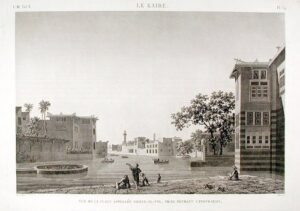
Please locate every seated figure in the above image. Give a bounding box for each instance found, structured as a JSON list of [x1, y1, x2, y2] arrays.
[[229, 166, 239, 180], [140, 173, 150, 186], [116, 175, 131, 189]]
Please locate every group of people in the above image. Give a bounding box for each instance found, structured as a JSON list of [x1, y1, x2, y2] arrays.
[[116, 163, 239, 190], [116, 163, 161, 190]]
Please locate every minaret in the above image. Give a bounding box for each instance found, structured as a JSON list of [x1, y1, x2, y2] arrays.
[[123, 130, 127, 145], [153, 133, 156, 141]]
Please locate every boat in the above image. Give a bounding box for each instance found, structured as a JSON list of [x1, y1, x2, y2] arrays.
[[109, 154, 119, 156], [101, 158, 114, 163], [121, 155, 129, 158], [153, 159, 169, 164]]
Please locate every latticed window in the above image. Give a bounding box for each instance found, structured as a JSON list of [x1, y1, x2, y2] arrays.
[[259, 136, 262, 143], [252, 136, 256, 144], [247, 112, 253, 125], [263, 86, 268, 97], [263, 112, 269, 125], [253, 70, 259, 79], [245, 132, 270, 149], [250, 69, 268, 101], [261, 70, 266, 79], [255, 112, 261, 125], [265, 136, 269, 144], [247, 136, 250, 144]]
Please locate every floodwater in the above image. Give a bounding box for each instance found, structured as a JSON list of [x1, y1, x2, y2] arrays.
[[16, 155, 282, 192]]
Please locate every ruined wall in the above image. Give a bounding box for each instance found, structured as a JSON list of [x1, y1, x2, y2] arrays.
[[16, 136, 92, 163]]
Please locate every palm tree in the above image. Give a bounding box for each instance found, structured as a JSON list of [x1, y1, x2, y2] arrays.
[[39, 100, 51, 135], [24, 103, 33, 113]]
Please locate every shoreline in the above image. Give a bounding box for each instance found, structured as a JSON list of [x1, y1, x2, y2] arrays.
[[18, 175, 284, 194]]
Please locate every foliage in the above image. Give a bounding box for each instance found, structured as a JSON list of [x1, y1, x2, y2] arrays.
[[171, 91, 235, 155], [24, 103, 33, 113], [16, 127, 23, 136], [176, 141, 194, 156], [190, 129, 205, 151], [39, 100, 51, 134], [39, 100, 51, 118], [25, 117, 42, 137], [16, 151, 36, 163]]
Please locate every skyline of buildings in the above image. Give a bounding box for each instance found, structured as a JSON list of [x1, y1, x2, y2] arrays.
[[108, 130, 184, 157]]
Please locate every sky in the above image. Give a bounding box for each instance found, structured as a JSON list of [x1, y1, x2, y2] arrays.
[[16, 12, 285, 144]]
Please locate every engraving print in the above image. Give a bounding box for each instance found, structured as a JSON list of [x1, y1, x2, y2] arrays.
[[16, 12, 285, 194]]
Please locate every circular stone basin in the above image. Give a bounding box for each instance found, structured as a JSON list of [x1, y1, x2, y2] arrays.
[[35, 164, 88, 174]]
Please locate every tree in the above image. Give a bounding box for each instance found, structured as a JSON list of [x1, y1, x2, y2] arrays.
[[25, 117, 42, 137], [218, 116, 234, 155], [190, 130, 204, 157], [24, 103, 33, 113], [39, 100, 51, 135], [171, 91, 235, 155], [211, 91, 235, 155], [176, 141, 194, 156]]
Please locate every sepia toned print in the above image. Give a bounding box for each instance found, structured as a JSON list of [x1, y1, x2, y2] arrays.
[[16, 12, 284, 194]]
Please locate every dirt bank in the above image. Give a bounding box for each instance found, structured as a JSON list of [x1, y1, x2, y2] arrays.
[[18, 175, 284, 194]]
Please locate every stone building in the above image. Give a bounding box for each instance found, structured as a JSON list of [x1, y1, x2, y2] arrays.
[[15, 106, 30, 135], [230, 48, 285, 172], [94, 141, 108, 157], [121, 137, 148, 155], [45, 113, 98, 153], [16, 136, 70, 163], [108, 144, 122, 152], [269, 47, 285, 173], [145, 137, 183, 157], [145, 140, 159, 156]]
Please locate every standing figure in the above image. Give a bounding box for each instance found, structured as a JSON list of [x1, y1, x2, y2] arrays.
[[157, 173, 161, 183], [126, 163, 142, 189]]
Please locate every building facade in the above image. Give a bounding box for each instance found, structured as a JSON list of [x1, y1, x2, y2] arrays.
[[269, 47, 285, 173], [145, 137, 183, 156], [230, 48, 285, 172], [16, 106, 30, 135], [45, 113, 97, 153], [145, 140, 159, 156], [94, 141, 108, 157], [121, 137, 148, 155]]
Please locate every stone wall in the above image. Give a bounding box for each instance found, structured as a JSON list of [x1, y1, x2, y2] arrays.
[[16, 136, 92, 163], [94, 141, 108, 158]]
